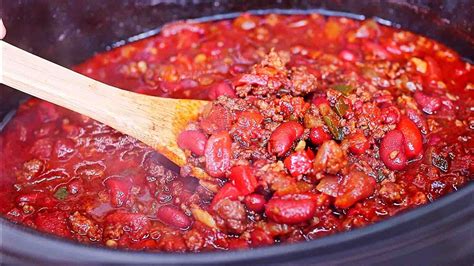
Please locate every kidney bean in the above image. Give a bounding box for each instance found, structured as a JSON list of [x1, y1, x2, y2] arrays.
[[244, 193, 266, 212], [104, 176, 132, 208], [156, 205, 192, 230], [335, 171, 376, 209], [250, 228, 274, 247], [268, 121, 304, 156], [397, 116, 423, 159], [229, 165, 258, 195], [211, 183, 242, 208], [208, 81, 236, 100], [339, 49, 355, 61], [204, 132, 232, 177], [265, 198, 316, 224], [284, 150, 313, 177], [316, 176, 339, 197], [277, 192, 319, 201], [413, 91, 441, 114], [406, 108, 428, 133], [309, 126, 332, 145], [380, 105, 400, 124], [380, 130, 407, 170], [177, 130, 208, 156], [347, 131, 370, 155]]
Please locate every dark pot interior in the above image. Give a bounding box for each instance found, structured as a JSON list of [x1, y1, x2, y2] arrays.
[[0, 0, 473, 264]]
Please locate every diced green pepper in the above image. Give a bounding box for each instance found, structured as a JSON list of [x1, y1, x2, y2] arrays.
[[54, 187, 68, 200], [333, 84, 354, 96], [334, 98, 348, 117], [323, 116, 344, 141]]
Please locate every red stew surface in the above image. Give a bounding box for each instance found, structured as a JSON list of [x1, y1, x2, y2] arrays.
[[0, 14, 473, 252]]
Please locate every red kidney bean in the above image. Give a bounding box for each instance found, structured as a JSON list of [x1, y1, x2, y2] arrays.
[[211, 183, 242, 208], [250, 228, 273, 247], [335, 171, 376, 209], [339, 49, 355, 61], [316, 176, 339, 197], [177, 130, 208, 156], [268, 121, 304, 156], [309, 126, 332, 145], [265, 198, 316, 224], [244, 193, 266, 212], [284, 150, 313, 177], [156, 205, 192, 230], [380, 105, 400, 124], [277, 192, 319, 201], [208, 81, 236, 100], [204, 132, 232, 177], [397, 116, 423, 159], [347, 131, 370, 155], [413, 91, 441, 114], [229, 165, 258, 195], [104, 176, 132, 208], [380, 130, 407, 170], [406, 108, 428, 133]]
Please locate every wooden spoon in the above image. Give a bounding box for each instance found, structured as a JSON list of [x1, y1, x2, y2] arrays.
[[0, 40, 211, 179]]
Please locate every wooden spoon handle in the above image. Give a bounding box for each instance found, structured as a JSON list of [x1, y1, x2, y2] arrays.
[[0, 40, 138, 128], [0, 41, 210, 180]]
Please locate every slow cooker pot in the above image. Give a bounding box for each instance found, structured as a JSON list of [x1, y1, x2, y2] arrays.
[[1, 1, 473, 264]]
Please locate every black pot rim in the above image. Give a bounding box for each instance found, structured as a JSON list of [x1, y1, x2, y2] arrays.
[[2, 182, 472, 264], [1, 7, 473, 264]]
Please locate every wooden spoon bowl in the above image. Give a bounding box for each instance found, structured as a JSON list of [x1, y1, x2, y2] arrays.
[[0, 40, 210, 179]]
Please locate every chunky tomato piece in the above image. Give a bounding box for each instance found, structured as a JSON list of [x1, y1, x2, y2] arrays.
[[309, 126, 332, 145], [250, 228, 273, 247], [229, 165, 258, 195], [211, 183, 242, 207], [34, 210, 72, 237], [335, 171, 376, 209], [208, 81, 236, 100], [268, 121, 304, 156], [397, 116, 423, 159], [347, 131, 370, 155], [105, 211, 151, 240], [284, 150, 313, 177], [204, 132, 232, 177], [232, 111, 264, 144], [200, 105, 232, 135], [316, 176, 339, 197]]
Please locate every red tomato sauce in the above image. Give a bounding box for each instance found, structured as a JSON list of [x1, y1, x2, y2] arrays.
[[0, 14, 472, 251]]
